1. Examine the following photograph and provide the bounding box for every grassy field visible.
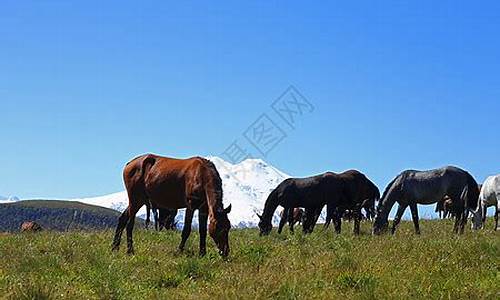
[0,219,498,299]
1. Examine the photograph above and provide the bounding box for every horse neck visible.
[205,179,223,220]
[377,193,397,221]
[262,191,280,224]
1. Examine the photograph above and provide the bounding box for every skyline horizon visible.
[1,154,493,203]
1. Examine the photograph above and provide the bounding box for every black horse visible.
[257,172,344,235]
[373,166,479,235]
[257,170,379,236]
[302,170,379,234]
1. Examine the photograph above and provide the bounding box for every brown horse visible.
[111,154,232,257]
[145,202,178,231]
[158,208,178,230]
[278,207,304,233]
[435,196,456,219]
[436,184,482,219]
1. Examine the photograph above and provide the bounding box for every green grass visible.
[0,219,499,299]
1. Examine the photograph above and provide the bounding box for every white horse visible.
[472,175,500,230]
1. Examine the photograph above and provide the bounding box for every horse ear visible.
[256,213,262,220]
[224,204,232,214]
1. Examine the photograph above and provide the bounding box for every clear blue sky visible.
[1,1,499,199]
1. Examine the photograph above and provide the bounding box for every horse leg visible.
[198,212,208,256]
[453,212,461,234]
[460,209,468,234]
[409,202,420,234]
[126,204,142,255]
[391,204,406,234]
[323,205,333,230]
[278,208,289,234]
[334,209,343,234]
[482,203,488,230]
[145,203,151,229]
[288,209,295,233]
[179,208,194,252]
[153,208,159,231]
[495,201,499,231]
[111,209,129,251]
[353,208,361,235]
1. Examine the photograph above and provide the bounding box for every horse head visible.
[470,202,484,230]
[257,212,272,236]
[209,204,232,257]
[372,204,389,235]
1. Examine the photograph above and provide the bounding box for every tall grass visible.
[0,219,498,299]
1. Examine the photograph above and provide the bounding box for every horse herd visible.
[111,154,499,257]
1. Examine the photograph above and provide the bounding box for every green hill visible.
[0,200,127,232]
[0,219,498,299]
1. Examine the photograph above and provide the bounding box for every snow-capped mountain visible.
[0,195,20,202]
[27,157,294,228]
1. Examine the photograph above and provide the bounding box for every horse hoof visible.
[127,248,135,255]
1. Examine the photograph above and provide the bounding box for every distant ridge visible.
[0,200,128,232]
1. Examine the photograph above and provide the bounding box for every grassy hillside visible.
[0,200,126,232]
[0,219,498,299]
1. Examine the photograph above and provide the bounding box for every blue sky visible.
[1,1,499,200]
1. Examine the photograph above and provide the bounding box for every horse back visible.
[337,170,379,206]
[124,154,213,209]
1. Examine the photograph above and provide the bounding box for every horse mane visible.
[378,175,398,211]
[203,158,224,209]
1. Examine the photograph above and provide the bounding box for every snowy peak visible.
[207,156,290,227]
[0,195,20,202]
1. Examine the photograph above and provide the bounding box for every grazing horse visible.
[145,203,178,231]
[472,175,500,230]
[257,172,344,236]
[111,154,232,257]
[145,201,159,230]
[278,207,304,233]
[373,166,479,235]
[435,196,456,219]
[159,208,178,230]
[313,170,380,235]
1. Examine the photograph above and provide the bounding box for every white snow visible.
[0,195,20,202]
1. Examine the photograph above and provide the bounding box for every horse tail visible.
[141,155,156,181]
[123,154,156,208]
